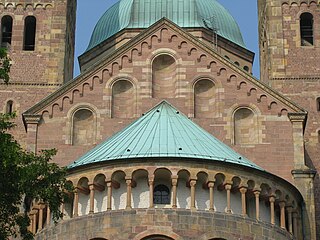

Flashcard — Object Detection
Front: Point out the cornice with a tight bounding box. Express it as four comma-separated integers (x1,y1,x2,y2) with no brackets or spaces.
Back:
0,82,62,87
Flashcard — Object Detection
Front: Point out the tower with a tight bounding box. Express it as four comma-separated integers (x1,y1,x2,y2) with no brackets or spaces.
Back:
0,0,76,144
258,0,320,238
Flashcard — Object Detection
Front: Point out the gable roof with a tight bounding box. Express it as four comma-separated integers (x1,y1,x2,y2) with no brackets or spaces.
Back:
23,18,306,118
68,101,264,171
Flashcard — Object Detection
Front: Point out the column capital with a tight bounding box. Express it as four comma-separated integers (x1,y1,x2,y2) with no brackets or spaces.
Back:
279,201,286,208
126,179,132,185
106,181,112,187
148,175,155,182
23,114,42,125
207,181,215,188
89,184,95,190
288,112,307,123
254,190,261,197
269,195,276,202
286,205,293,212
172,178,178,186
189,179,197,187
225,183,232,191
239,187,247,194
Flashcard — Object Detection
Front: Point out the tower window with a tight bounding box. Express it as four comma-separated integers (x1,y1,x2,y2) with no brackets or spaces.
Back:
1,15,13,47
300,12,313,46
317,98,320,111
154,185,170,204
234,61,240,66
23,16,36,51
243,66,249,72
6,100,13,114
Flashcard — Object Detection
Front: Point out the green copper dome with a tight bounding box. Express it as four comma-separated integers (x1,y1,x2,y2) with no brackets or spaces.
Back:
69,101,263,171
87,0,246,51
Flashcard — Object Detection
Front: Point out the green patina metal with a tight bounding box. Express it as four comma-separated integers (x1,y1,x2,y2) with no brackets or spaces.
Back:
69,101,263,171
86,0,246,51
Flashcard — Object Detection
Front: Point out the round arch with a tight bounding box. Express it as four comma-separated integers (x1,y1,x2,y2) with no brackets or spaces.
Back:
141,235,174,240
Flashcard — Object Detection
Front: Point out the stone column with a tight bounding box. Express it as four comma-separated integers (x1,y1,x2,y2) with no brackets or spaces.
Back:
254,190,260,220
38,205,44,231
172,176,178,208
269,195,275,225
106,181,112,210
31,210,37,233
60,203,64,220
239,187,247,216
292,169,316,240
225,183,232,213
148,177,154,208
190,179,197,210
287,206,293,234
73,189,79,217
293,211,298,238
289,113,316,239
89,184,95,214
208,181,215,211
46,206,51,224
279,201,286,229
126,178,132,209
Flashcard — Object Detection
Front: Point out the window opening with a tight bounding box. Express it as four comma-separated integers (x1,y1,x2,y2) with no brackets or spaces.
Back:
6,100,13,114
1,15,13,46
154,185,170,204
234,61,240,66
243,66,249,72
316,97,320,111
300,13,313,46
23,16,36,51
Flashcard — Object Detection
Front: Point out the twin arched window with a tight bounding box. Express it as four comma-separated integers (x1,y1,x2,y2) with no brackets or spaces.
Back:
153,184,170,204
0,15,36,50
300,12,313,46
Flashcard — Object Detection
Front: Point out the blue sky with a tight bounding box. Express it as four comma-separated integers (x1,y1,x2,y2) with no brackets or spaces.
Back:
74,0,259,77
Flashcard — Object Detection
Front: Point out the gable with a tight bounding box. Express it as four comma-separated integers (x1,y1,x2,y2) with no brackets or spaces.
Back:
23,18,306,122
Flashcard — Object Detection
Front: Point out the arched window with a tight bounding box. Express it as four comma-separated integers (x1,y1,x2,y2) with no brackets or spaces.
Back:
152,54,176,98
234,108,258,145
1,15,13,46
224,55,230,60
300,12,313,46
23,16,36,51
234,61,240,66
243,66,249,72
154,185,170,204
316,97,320,111
112,80,135,118
72,109,95,145
5,100,13,114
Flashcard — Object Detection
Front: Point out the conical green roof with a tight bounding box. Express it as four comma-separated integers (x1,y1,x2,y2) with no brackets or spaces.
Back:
69,101,263,171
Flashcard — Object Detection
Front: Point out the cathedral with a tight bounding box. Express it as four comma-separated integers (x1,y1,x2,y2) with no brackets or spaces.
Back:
0,0,319,239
